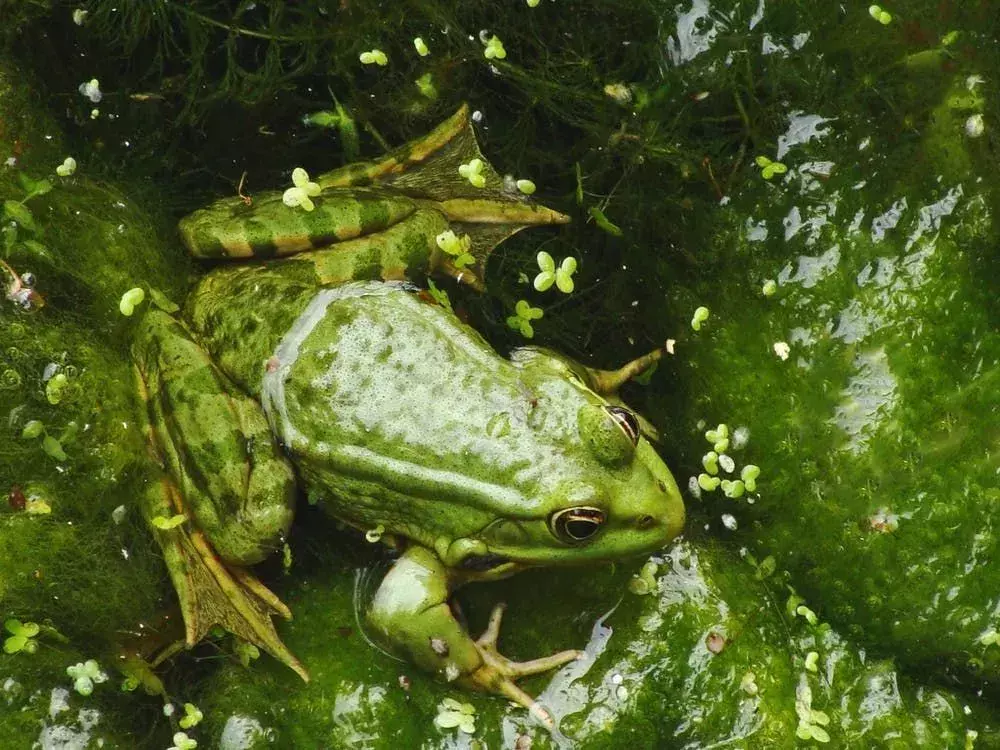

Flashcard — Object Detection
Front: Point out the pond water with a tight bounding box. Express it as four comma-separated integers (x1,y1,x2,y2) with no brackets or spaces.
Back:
1,1,998,748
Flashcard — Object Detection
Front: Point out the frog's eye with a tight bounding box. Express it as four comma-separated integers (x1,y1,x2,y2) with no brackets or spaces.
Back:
606,406,640,446
577,404,639,466
550,507,606,543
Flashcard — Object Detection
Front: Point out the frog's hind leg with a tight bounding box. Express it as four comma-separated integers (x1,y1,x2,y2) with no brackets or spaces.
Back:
139,462,307,681
132,311,308,681
320,104,571,291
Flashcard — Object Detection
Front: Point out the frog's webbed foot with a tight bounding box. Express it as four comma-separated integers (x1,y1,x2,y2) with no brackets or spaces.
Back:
151,474,309,682
463,603,583,728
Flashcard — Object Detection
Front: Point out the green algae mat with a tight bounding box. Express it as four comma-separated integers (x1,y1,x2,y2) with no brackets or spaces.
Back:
2,1,999,748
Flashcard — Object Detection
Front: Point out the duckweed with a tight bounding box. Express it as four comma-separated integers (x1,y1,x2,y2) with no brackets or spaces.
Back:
282,167,321,211
483,35,506,61
359,49,388,66
3,619,39,654
458,158,486,188
691,305,710,331
533,251,577,293
434,697,476,734
55,156,76,176
67,659,108,696
506,300,544,339
119,286,145,316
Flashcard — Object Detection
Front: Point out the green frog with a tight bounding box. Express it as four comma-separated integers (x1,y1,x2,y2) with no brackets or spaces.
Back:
131,105,685,724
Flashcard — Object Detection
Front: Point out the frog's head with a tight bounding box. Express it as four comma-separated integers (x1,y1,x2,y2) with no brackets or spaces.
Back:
447,346,685,571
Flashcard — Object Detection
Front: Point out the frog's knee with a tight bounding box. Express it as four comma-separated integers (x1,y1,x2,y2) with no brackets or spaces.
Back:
209,469,296,565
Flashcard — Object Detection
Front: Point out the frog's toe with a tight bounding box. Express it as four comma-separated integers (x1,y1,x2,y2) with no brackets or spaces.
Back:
467,603,584,728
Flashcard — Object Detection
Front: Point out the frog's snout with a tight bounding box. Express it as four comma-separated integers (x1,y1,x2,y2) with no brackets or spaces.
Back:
637,473,686,549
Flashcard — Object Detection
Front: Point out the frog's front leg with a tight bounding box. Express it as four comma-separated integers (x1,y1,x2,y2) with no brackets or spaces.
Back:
367,546,582,727
132,310,307,680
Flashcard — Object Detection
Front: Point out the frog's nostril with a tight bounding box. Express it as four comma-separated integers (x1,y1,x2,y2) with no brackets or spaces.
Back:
637,514,655,530
656,480,667,493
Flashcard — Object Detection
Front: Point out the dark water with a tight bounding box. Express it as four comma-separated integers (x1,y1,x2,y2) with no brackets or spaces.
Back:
1,1,998,747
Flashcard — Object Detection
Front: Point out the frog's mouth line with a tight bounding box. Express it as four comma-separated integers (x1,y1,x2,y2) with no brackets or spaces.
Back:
458,553,510,572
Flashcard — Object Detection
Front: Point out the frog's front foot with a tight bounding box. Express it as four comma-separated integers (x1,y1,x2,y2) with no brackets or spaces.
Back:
462,603,583,728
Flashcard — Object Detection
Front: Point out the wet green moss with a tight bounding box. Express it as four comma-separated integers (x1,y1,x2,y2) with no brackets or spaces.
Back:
1,1,999,747
191,536,995,747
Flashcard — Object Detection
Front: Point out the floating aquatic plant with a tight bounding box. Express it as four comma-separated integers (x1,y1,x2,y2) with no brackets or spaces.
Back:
533,251,577,293
282,167,321,211
435,230,474,268
755,156,787,180
152,514,187,530
55,157,77,177
78,78,101,103
168,732,198,750
3,619,39,654
506,300,544,339
868,5,892,25
515,178,536,195
179,702,204,729
119,287,145,316
458,158,486,188
434,697,476,734
483,35,506,61
67,659,108,696
359,49,388,66
691,306,710,331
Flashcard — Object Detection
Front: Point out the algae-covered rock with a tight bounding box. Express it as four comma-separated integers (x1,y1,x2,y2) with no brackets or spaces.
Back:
2,5,999,748
0,644,139,749
1,54,186,747
190,532,990,749
650,61,1000,694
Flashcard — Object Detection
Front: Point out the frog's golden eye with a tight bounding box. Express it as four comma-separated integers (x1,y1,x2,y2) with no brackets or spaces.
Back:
550,507,606,543
606,406,640,446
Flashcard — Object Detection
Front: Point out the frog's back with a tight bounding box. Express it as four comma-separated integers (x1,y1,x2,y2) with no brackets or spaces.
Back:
259,282,528,467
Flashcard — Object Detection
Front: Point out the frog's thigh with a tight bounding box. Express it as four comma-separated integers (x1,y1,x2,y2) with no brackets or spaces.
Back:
367,546,482,680
132,310,296,565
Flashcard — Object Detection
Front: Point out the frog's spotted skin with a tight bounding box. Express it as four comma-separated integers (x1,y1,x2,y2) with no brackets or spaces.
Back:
132,105,684,724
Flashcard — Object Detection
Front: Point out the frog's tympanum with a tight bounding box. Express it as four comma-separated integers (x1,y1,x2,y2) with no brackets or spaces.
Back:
131,105,685,724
